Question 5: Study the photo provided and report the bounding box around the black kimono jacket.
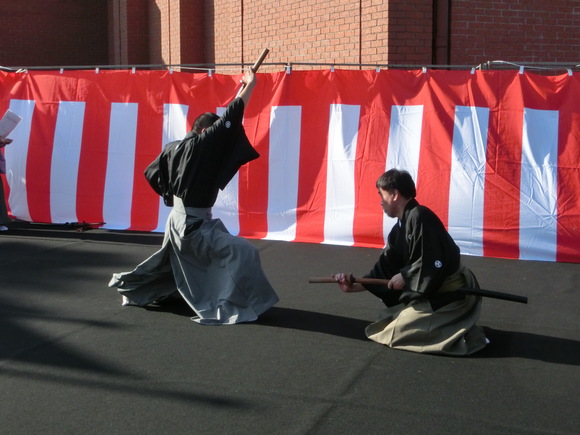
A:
[365,199,461,305]
[144,97,259,208]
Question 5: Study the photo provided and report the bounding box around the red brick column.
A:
[385,0,434,65]
[109,0,149,65]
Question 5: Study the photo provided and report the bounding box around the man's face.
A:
[379,188,398,218]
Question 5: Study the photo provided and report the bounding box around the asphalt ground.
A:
[1,222,578,434]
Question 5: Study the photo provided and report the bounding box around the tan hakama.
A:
[365,266,488,355]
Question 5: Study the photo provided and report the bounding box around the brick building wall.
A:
[109,0,149,65]
[210,0,434,71]
[160,0,580,71]
[383,0,434,65]
[449,0,580,66]
[0,0,108,68]
[0,0,579,70]
[158,0,182,65]
[210,0,580,70]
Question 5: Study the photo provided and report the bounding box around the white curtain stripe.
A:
[213,106,242,235]
[265,105,301,241]
[50,101,85,223]
[5,99,35,222]
[103,102,138,230]
[519,108,559,261]
[323,104,360,246]
[154,103,189,232]
[448,105,489,256]
[384,105,424,243]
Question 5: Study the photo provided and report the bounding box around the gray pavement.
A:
[1,223,578,434]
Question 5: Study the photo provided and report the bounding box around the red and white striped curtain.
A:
[1,68,579,263]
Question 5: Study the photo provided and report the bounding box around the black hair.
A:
[192,112,220,134]
[376,169,416,199]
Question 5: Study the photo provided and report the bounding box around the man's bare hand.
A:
[238,68,257,105]
[333,273,365,293]
[0,138,13,148]
[388,273,405,290]
[241,69,256,87]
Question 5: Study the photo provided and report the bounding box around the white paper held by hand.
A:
[0,109,22,140]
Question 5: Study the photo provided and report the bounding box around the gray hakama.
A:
[109,199,279,325]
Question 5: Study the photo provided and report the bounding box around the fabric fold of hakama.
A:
[365,266,488,355]
[109,201,279,325]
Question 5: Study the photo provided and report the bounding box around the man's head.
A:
[376,169,416,218]
[192,112,220,134]
[376,169,416,198]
